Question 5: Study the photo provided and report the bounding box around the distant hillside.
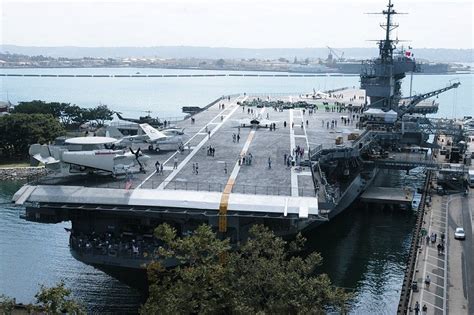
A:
[1,45,472,63]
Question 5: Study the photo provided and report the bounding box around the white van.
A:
[469,170,474,188]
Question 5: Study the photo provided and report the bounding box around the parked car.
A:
[454,227,466,240]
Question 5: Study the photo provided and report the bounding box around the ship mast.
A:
[379,0,399,61]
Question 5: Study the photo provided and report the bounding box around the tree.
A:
[0,114,64,158]
[11,100,68,119]
[83,105,113,127]
[32,281,84,315]
[1,282,84,315]
[216,59,225,67]
[0,294,15,315]
[142,224,350,314]
[142,224,231,314]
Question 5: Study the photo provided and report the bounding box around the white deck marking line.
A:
[426,281,445,290]
[423,289,445,300]
[426,270,445,280]
[426,253,446,263]
[425,261,445,270]
[289,109,298,197]
[136,96,245,189]
[300,109,310,150]
[156,98,246,190]
[421,300,444,311]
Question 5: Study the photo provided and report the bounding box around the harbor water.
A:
[0,68,472,313]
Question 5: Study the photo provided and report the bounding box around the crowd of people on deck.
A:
[70,231,161,259]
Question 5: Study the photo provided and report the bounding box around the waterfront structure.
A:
[10,0,464,287]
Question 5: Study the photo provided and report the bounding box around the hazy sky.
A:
[1,0,473,49]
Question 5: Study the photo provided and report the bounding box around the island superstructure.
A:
[10,0,463,286]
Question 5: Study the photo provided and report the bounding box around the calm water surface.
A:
[0,69,472,313]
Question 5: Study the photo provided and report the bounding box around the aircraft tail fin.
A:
[139,123,167,142]
[29,144,59,164]
[106,126,124,138]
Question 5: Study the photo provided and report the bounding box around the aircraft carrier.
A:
[10,0,464,287]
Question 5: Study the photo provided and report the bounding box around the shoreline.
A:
[0,166,47,181]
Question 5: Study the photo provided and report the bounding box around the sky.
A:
[1,0,473,49]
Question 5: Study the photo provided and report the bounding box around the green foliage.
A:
[1,282,84,315]
[142,224,350,314]
[82,105,114,127]
[0,113,65,158]
[11,100,66,118]
[0,294,15,315]
[11,100,113,128]
[33,281,85,315]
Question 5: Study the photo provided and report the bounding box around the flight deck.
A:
[15,89,366,232]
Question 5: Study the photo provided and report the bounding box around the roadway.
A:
[409,190,472,314]
[447,192,473,314]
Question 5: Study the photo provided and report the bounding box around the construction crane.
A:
[398,81,461,117]
[326,46,345,63]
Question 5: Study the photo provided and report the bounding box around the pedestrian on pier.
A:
[422,304,427,314]
[426,235,430,245]
[414,301,420,315]
[424,275,431,289]
[155,161,160,172]
[284,153,287,164]
[173,156,178,169]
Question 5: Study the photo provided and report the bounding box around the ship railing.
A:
[70,235,157,261]
[147,180,318,197]
[28,175,318,197]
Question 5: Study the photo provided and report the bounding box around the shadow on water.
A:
[304,169,421,314]
[0,181,143,314]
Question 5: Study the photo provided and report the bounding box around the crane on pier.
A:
[326,46,345,63]
[398,81,461,117]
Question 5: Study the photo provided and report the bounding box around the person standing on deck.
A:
[195,162,199,175]
[173,156,178,169]
[268,157,272,169]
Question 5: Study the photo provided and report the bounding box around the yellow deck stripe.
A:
[218,117,259,232]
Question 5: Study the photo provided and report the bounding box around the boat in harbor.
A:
[10,0,464,288]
